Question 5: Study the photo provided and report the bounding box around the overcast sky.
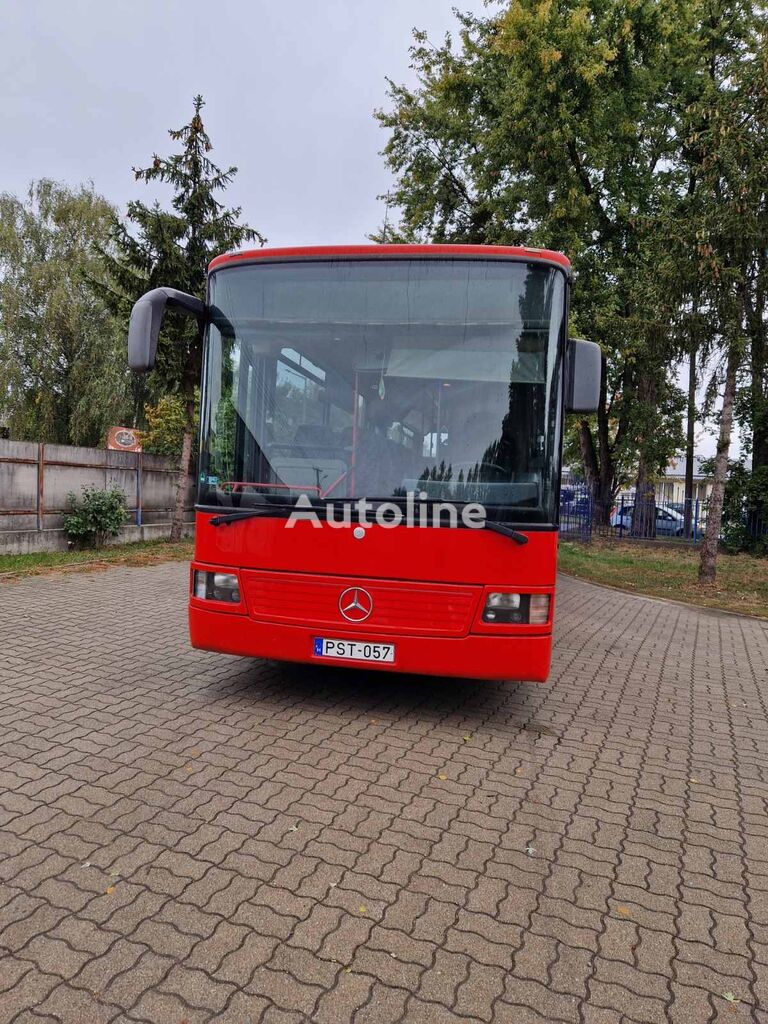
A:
[2,0,739,459]
[2,0,488,245]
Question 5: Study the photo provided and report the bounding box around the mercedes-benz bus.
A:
[128,245,599,681]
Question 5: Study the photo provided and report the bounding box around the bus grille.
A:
[240,570,482,637]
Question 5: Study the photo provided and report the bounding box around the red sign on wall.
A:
[107,426,142,452]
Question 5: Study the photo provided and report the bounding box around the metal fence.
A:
[560,489,708,543]
[559,484,768,548]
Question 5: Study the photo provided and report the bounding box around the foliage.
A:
[0,180,128,445]
[207,394,237,484]
[651,1,764,579]
[375,0,695,523]
[701,460,768,556]
[100,95,263,539]
[63,485,127,548]
[101,95,262,406]
[141,392,199,457]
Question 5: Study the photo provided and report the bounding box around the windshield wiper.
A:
[209,507,530,543]
[483,522,529,545]
[209,508,278,527]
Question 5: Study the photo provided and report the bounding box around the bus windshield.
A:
[198,258,566,524]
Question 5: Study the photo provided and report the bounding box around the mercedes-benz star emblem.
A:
[338,587,373,623]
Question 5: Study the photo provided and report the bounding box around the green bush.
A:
[140,391,199,458]
[64,485,127,548]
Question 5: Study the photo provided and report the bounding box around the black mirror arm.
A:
[128,287,205,372]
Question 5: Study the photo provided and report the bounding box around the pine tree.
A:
[103,95,263,540]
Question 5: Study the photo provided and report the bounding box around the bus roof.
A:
[207,244,571,274]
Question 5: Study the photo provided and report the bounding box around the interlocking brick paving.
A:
[0,563,767,1023]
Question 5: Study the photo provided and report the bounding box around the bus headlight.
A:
[481,592,550,624]
[483,592,523,623]
[193,570,241,603]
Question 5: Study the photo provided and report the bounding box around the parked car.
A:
[667,501,707,531]
[560,493,592,514]
[610,503,686,536]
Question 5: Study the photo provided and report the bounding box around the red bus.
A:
[128,245,599,681]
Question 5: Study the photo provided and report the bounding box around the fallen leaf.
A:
[616,906,632,917]
[358,905,368,915]
[105,886,115,895]
[344,966,352,973]
[185,766,194,773]
[689,777,700,784]
[462,735,471,743]
[437,774,448,781]
[722,992,739,1004]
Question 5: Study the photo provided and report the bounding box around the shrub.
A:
[702,459,768,556]
[140,391,199,458]
[64,485,127,548]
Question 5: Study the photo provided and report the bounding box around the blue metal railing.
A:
[559,486,768,548]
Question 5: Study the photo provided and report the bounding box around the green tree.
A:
[103,95,263,540]
[653,0,762,580]
[141,393,197,457]
[0,180,128,445]
[375,1,697,526]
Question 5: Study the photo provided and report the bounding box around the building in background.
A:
[657,456,713,505]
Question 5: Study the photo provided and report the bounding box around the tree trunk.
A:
[751,322,768,473]
[577,417,599,518]
[576,417,615,528]
[684,345,696,538]
[170,400,194,543]
[630,376,657,538]
[698,345,739,584]
[574,354,619,528]
[631,456,657,538]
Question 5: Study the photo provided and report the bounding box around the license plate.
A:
[313,638,395,663]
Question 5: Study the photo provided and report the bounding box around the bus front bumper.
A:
[189,605,552,682]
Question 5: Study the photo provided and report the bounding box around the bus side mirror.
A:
[128,287,206,372]
[565,338,601,413]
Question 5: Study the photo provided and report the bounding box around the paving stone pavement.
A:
[0,562,767,1023]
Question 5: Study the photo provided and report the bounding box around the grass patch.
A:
[559,539,768,619]
[0,538,194,580]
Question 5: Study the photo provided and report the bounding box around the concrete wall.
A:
[0,439,195,552]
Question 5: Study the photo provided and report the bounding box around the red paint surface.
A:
[189,604,553,682]
[208,243,571,273]
[191,515,557,682]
